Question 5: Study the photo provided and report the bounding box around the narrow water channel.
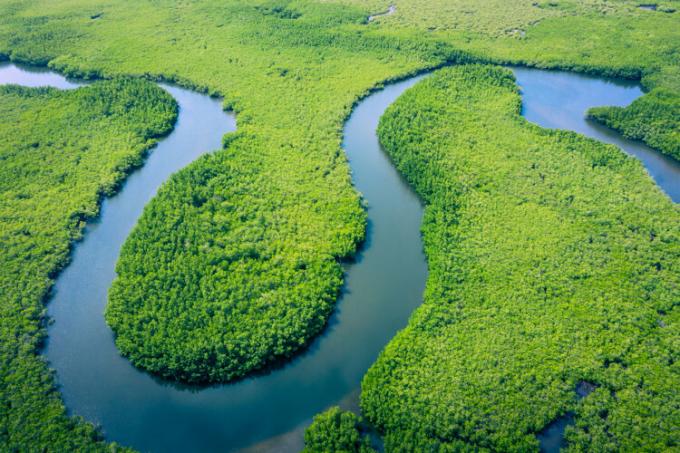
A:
[1,61,676,453]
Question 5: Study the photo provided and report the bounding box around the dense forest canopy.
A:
[0,0,677,450]
[0,78,176,450]
[588,89,680,161]
[362,64,679,451]
[303,406,374,453]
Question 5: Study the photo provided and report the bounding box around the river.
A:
[513,67,679,202]
[0,61,676,452]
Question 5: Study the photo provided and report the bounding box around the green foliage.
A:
[104,138,363,382]
[0,0,677,449]
[303,407,375,453]
[335,0,680,39]
[0,0,455,445]
[362,65,680,451]
[0,79,175,450]
[338,0,680,159]
[44,1,456,384]
[588,87,680,161]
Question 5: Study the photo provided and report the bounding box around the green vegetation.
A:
[339,0,628,35]
[0,0,460,445]
[588,88,680,161]
[0,79,176,450]
[83,4,463,384]
[0,0,465,386]
[338,0,679,36]
[303,406,375,453]
[339,0,680,161]
[361,65,679,451]
[0,0,678,449]
[104,138,364,382]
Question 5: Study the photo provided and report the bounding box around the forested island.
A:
[0,0,677,451]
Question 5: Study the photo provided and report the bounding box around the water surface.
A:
[513,67,680,202]
[0,62,82,88]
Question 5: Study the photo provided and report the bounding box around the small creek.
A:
[368,5,396,21]
[0,61,675,453]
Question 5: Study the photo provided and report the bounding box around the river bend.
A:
[0,61,676,453]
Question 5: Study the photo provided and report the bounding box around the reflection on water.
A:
[0,61,82,89]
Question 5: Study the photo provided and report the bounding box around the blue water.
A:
[514,67,679,202]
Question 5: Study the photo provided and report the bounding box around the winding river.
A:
[0,61,677,453]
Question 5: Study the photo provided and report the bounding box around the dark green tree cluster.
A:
[0,78,176,451]
[362,65,679,451]
[303,407,375,453]
[588,87,680,161]
[104,139,366,382]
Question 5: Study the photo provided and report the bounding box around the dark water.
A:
[513,67,680,202]
[537,414,574,452]
[536,382,596,452]
[1,60,676,453]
